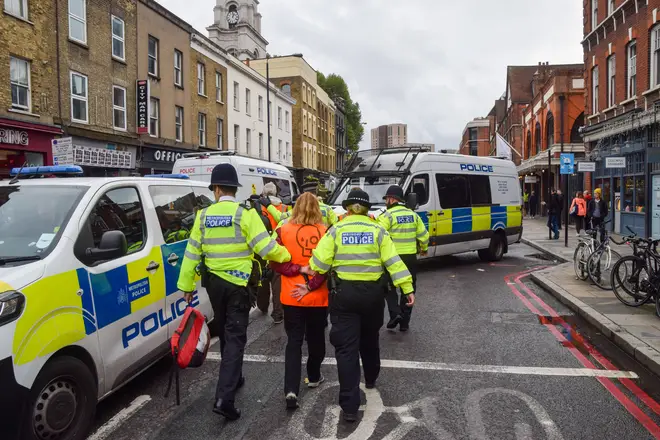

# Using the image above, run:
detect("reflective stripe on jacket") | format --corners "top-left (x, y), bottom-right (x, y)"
top-left (177, 201), bottom-right (291, 291)
top-left (377, 205), bottom-right (429, 255)
top-left (309, 215), bottom-right (414, 294)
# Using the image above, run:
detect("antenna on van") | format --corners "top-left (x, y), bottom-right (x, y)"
top-left (9, 161), bottom-right (27, 185)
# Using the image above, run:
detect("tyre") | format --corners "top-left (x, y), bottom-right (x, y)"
top-left (588, 249), bottom-right (622, 290)
top-left (573, 243), bottom-right (589, 281)
top-left (478, 234), bottom-right (504, 262)
top-left (23, 356), bottom-right (97, 440)
top-left (611, 256), bottom-right (654, 307)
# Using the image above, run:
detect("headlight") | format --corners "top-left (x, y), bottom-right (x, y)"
top-left (0, 291), bottom-right (25, 326)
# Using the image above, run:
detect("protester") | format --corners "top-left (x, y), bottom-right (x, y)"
top-left (569, 191), bottom-right (587, 235)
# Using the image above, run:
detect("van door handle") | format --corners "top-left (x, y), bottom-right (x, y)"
top-left (438, 211), bottom-right (444, 216)
top-left (146, 261), bottom-right (160, 271)
top-left (167, 253), bottom-right (180, 265)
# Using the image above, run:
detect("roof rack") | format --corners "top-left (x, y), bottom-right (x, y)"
top-left (144, 174), bottom-right (190, 179)
top-left (9, 165), bottom-right (84, 179)
top-left (181, 150), bottom-right (239, 158)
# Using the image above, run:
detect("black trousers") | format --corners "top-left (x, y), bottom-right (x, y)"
top-left (386, 253), bottom-right (418, 324)
top-left (257, 271), bottom-right (283, 319)
top-left (329, 279), bottom-right (386, 414)
top-left (208, 274), bottom-right (250, 404)
top-left (283, 305), bottom-right (327, 396)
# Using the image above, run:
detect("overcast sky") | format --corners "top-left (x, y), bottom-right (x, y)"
top-left (159, 0), bottom-right (583, 151)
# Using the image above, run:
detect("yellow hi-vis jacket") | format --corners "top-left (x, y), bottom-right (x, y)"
top-left (377, 204), bottom-right (429, 255)
top-left (319, 202), bottom-right (338, 227)
top-left (177, 200), bottom-right (292, 292)
top-left (309, 215), bottom-right (414, 294)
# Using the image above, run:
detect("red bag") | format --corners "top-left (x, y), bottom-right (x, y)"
top-left (165, 306), bottom-right (211, 405)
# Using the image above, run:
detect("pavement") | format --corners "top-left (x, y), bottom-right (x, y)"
top-left (521, 216), bottom-right (660, 378)
top-left (85, 244), bottom-right (660, 440)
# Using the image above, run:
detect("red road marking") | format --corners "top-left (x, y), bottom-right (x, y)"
top-left (504, 269), bottom-right (660, 439)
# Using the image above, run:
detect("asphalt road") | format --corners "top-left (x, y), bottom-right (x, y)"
top-left (88, 244), bottom-right (660, 440)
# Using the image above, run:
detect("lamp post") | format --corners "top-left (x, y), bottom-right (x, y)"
top-left (266, 53), bottom-right (271, 162)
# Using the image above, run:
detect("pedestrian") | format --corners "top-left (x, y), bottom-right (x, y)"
top-left (588, 188), bottom-right (608, 241)
top-left (270, 192), bottom-right (329, 410)
top-left (557, 189), bottom-right (564, 227)
top-left (177, 163), bottom-right (292, 421)
top-left (377, 185), bottom-right (429, 332)
top-left (302, 180), bottom-right (338, 227)
top-left (584, 190), bottom-right (593, 227)
top-left (529, 191), bottom-right (538, 218)
top-left (547, 189), bottom-right (560, 240)
top-left (523, 190), bottom-right (530, 218)
top-left (569, 191), bottom-right (587, 235)
top-left (306, 188), bottom-right (415, 423)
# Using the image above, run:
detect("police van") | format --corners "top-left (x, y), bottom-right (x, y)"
top-left (172, 151), bottom-right (298, 203)
top-left (0, 166), bottom-right (214, 440)
top-left (328, 147), bottom-right (523, 261)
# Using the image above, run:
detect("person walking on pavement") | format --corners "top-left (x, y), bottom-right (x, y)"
top-left (557, 189), bottom-right (564, 227)
top-left (569, 191), bottom-right (587, 235)
top-left (547, 189), bottom-right (560, 240)
top-left (270, 192), bottom-right (329, 410)
top-left (177, 163), bottom-right (292, 421)
top-left (529, 191), bottom-right (538, 219)
top-left (584, 190), bottom-right (593, 228)
top-left (377, 185), bottom-right (429, 332)
top-left (588, 188), bottom-right (608, 241)
top-left (302, 181), bottom-right (338, 227)
top-left (306, 188), bottom-right (414, 423)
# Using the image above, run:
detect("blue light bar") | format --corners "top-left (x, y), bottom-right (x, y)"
top-left (144, 174), bottom-right (190, 179)
top-left (9, 165), bottom-right (84, 176)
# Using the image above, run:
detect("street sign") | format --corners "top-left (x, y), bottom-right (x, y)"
top-left (606, 157), bottom-right (626, 168)
top-left (578, 161), bottom-right (596, 172)
top-left (524, 176), bottom-right (538, 183)
top-left (560, 153), bottom-right (574, 175)
top-left (52, 137), bottom-right (74, 166)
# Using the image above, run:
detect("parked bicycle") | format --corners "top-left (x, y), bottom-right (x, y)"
top-left (574, 228), bottom-right (600, 281)
top-left (586, 225), bottom-right (623, 290)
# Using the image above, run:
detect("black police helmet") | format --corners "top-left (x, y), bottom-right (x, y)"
top-left (208, 163), bottom-right (242, 190)
top-left (302, 181), bottom-right (319, 193)
top-left (383, 185), bottom-right (404, 202)
top-left (342, 188), bottom-right (372, 210)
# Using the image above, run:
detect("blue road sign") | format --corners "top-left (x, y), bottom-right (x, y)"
top-left (560, 153), bottom-right (575, 175)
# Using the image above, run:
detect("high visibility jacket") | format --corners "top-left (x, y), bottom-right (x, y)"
top-left (523, 193), bottom-right (529, 203)
top-left (177, 201), bottom-right (291, 291)
top-left (309, 215), bottom-right (414, 294)
top-left (277, 222), bottom-right (329, 307)
top-left (338, 213), bottom-right (375, 221)
top-left (377, 204), bottom-right (429, 255)
top-left (319, 202), bottom-right (338, 227)
top-left (264, 204), bottom-right (287, 230)
top-left (165, 228), bottom-right (190, 244)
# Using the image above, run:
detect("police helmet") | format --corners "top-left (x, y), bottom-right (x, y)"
top-left (342, 188), bottom-right (372, 210)
top-left (208, 163), bottom-right (242, 190)
top-left (383, 185), bottom-right (404, 202)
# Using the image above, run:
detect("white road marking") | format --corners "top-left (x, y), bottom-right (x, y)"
top-left (205, 353), bottom-right (639, 379)
top-left (86, 395), bottom-right (151, 440)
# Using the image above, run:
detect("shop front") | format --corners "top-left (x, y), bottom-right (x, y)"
top-left (138, 146), bottom-right (192, 175)
top-left (0, 117), bottom-right (62, 179)
top-left (52, 136), bottom-right (137, 177)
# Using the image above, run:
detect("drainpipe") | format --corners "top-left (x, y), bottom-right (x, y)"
top-left (54, 0), bottom-right (63, 125)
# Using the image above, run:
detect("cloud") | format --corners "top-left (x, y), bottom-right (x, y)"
top-left (158, 0), bottom-right (583, 151)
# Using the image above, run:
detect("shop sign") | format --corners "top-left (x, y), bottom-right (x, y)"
top-left (146, 149), bottom-right (184, 163)
top-left (52, 137), bottom-right (74, 165)
top-left (136, 80), bottom-right (150, 134)
top-left (605, 157), bottom-right (626, 168)
top-left (577, 161), bottom-right (596, 172)
top-left (0, 128), bottom-right (29, 145)
top-left (524, 176), bottom-right (538, 183)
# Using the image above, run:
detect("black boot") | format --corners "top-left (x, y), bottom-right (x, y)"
top-left (213, 400), bottom-right (241, 421)
top-left (386, 315), bottom-right (402, 329)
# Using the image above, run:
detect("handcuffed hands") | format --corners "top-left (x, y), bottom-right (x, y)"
top-left (291, 283), bottom-right (310, 301)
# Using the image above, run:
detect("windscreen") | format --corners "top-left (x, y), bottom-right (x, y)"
top-left (329, 175), bottom-right (401, 206)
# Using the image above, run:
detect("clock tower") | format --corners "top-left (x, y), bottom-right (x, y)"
top-left (207, 0), bottom-right (268, 61)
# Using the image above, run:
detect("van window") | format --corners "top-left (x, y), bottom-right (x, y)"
top-left (435, 174), bottom-right (469, 209)
top-left (149, 186), bottom-right (196, 243)
top-left (405, 174), bottom-right (429, 205)
top-left (291, 181), bottom-right (299, 196)
top-left (469, 175), bottom-right (492, 206)
top-left (263, 177), bottom-right (291, 199)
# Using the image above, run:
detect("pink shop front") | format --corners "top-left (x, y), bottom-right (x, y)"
top-left (0, 117), bottom-right (62, 179)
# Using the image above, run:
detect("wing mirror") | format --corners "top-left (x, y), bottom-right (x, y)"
top-left (86, 230), bottom-right (128, 262)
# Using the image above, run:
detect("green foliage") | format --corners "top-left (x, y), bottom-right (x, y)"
top-left (316, 71), bottom-right (364, 152)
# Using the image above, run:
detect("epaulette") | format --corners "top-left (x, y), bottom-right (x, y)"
top-left (239, 203), bottom-right (252, 210)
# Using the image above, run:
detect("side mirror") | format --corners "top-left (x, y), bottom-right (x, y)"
top-left (85, 230), bottom-right (128, 262)
top-left (405, 193), bottom-right (418, 210)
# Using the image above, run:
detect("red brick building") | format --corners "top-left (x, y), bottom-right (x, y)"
top-left (459, 118), bottom-right (490, 156)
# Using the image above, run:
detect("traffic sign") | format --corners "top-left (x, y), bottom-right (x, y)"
top-left (560, 153), bottom-right (574, 175)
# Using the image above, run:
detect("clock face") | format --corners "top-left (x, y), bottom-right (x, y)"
top-left (227, 11), bottom-right (239, 25)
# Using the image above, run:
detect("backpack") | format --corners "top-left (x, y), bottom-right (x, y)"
top-left (164, 306), bottom-right (211, 405)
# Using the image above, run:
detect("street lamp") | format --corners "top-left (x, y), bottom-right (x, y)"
top-left (266, 53), bottom-right (271, 162)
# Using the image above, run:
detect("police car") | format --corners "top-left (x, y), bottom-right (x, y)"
top-left (329, 147), bottom-right (523, 261)
top-left (0, 166), bottom-right (214, 440)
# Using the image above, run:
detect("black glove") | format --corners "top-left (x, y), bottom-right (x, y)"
top-left (260, 196), bottom-right (271, 207)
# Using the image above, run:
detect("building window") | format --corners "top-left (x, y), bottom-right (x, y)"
top-left (111, 16), bottom-right (125, 61)
top-left (607, 55), bottom-right (616, 107)
top-left (10, 57), bottom-right (30, 111)
top-left (197, 63), bottom-right (205, 96)
top-left (278, 139), bottom-right (282, 161)
top-left (652, 26), bottom-right (660, 88)
top-left (592, 0), bottom-right (598, 29)
top-left (217, 118), bottom-right (223, 148)
top-left (245, 89), bottom-right (251, 115)
top-left (148, 36), bottom-right (158, 76)
top-left (174, 50), bottom-right (183, 87)
top-left (175, 106), bottom-right (183, 142)
top-left (627, 41), bottom-right (636, 98)
top-left (468, 128), bottom-right (478, 156)
top-left (70, 72), bottom-right (88, 123)
top-left (592, 66), bottom-right (599, 113)
top-left (233, 82), bottom-right (239, 110)
top-left (69, 0), bottom-right (87, 44)
top-left (258, 95), bottom-right (263, 120)
top-left (112, 86), bottom-right (127, 131)
top-left (246, 128), bottom-right (251, 154)
top-left (303, 111), bottom-right (307, 135)
top-left (286, 142), bottom-right (290, 161)
top-left (608, 0), bottom-right (615, 15)
top-left (233, 125), bottom-right (240, 151)
top-left (285, 111), bottom-right (289, 132)
top-left (215, 71), bottom-right (222, 102)
top-left (277, 106), bottom-right (282, 129)
top-left (5, 0), bottom-right (28, 19)
top-left (282, 84), bottom-right (291, 95)
top-left (149, 97), bottom-right (159, 137)
top-left (198, 113), bottom-right (206, 147)
top-left (302, 84), bottom-right (307, 103)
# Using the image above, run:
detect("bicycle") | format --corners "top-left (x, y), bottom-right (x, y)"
top-left (586, 225), bottom-right (622, 290)
top-left (574, 227), bottom-right (601, 281)
top-left (610, 227), bottom-right (660, 307)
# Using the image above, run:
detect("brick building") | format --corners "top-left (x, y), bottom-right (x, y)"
top-left (582, 0), bottom-right (660, 237)
top-left (334, 96), bottom-right (347, 173)
top-left (459, 118), bottom-right (490, 156)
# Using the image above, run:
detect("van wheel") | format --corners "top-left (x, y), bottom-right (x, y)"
top-left (24, 356), bottom-right (96, 440)
top-left (478, 234), bottom-right (505, 262)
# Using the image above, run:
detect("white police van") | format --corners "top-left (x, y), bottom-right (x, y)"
top-left (172, 151), bottom-right (298, 203)
top-left (328, 147), bottom-right (523, 261)
top-left (0, 166), bottom-right (214, 439)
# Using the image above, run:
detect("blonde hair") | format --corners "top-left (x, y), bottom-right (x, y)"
top-left (347, 203), bottom-right (368, 215)
top-left (291, 192), bottom-right (323, 225)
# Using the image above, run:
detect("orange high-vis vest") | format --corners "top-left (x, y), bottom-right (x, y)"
top-left (262, 204), bottom-right (287, 231)
top-left (279, 222), bottom-right (329, 307)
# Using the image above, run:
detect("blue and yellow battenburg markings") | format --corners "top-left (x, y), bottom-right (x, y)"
top-left (416, 205), bottom-right (521, 236)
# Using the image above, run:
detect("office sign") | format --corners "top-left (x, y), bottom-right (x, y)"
top-left (577, 161), bottom-right (596, 172)
top-left (136, 80), bottom-right (150, 134)
top-left (560, 153), bottom-right (575, 175)
top-left (524, 176), bottom-right (538, 183)
top-left (606, 157), bottom-right (626, 168)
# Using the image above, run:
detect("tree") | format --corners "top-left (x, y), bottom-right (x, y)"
top-left (316, 71), bottom-right (364, 152)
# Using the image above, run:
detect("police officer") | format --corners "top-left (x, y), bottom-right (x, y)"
top-left (306, 188), bottom-right (414, 422)
top-left (302, 181), bottom-right (338, 227)
top-left (377, 185), bottom-right (429, 331)
top-left (177, 163), bottom-right (291, 421)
